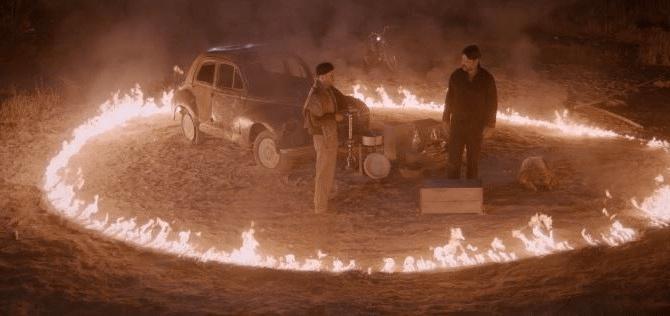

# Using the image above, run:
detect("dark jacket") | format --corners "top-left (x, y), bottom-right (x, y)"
top-left (303, 81), bottom-right (345, 137)
top-left (443, 66), bottom-right (498, 130)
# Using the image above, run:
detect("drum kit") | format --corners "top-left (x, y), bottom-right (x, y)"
top-left (343, 110), bottom-right (391, 179)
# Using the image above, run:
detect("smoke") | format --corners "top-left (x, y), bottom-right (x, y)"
top-left (21, 0), bottom-right (571, 105)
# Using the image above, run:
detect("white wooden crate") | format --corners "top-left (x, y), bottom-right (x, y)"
top-left (420, 179), bottom-right (483, 214)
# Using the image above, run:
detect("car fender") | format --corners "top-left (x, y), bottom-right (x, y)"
top-left (173, 88), bottom-right (198, 122)
top-left (239, 101), bottom-right (309, 149)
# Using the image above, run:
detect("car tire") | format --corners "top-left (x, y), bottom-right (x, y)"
top-left (253, 130), bottom-right (292, 172)
top-left (181, 111), bottom-right (201, 144)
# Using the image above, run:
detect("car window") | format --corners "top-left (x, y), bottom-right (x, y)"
top-left (196, 63), bottom-right (215, 85)
top-left (216, 63), bottom-right (235, 89)
top-left (285, 57), bottom-right (307, 78)
top-left (233, 69), bottom-right (244, 89)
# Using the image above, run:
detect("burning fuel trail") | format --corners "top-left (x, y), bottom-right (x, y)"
top-left (41, 84), bottom-right (668, 274)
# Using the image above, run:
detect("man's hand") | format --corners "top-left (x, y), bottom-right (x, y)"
top-left (335, 113), bottom-right (344, 122)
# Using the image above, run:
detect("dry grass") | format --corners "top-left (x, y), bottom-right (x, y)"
top-left (545, 0), bottom-right (670, 36)
top-left (537, 0), bottom-right (670, 66)
top-left (637, 30), bottom-right (670, 66)
top-left (0, 86), bottom-right (63, 127)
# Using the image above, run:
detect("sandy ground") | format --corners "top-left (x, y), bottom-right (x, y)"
top-left (2, 181), bottom-right (670, 315)
top-left (63, 109), bottom-right (666, 269)
top-left (2, 68), bottom-right (670, 314)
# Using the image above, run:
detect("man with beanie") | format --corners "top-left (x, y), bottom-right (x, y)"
top-left (443, 45), bottom-right (498, 179)
top-left (303, 62), bottom-right (345, 213)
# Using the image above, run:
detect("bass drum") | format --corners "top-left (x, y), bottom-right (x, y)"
top-left (363, 152), bottom-right (391, 179)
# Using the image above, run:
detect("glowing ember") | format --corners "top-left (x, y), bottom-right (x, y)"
top-left (40, 83), bottom-right (666, 274)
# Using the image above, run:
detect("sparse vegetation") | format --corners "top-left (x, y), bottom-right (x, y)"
top-left (539, 0), bottom-right (670, 66)
top-left (0, 0), bottom-right (33, 48)
top-left (0, 86), bottom-right (63, 128)
top-left (637, 30), bottom-right (670, 66)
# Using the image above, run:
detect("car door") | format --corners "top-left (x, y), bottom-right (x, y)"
top-left (191, 61), bottom-right (216, 122)
top-left (212, 62), bottom-right (246, 137)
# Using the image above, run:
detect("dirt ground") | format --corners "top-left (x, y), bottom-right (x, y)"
top-left (2, 67), bottom-right (670, 314)
top-left (62, 107), bottom-right (667, 268)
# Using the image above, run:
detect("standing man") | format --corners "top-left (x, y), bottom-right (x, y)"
top-left (443, 45), bottom-right (498, 179)
top-left (303, 62), bottom-right (345, 213)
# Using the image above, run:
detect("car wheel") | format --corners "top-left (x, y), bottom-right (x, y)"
top-left (253, 130), bottom-right (292, 171)
top-left (181, 111), bottom-right (200, 144)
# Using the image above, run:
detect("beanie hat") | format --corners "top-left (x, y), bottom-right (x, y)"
top-left (315, 62), bottom-right (334, 76)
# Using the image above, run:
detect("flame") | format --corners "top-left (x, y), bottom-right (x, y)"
top-left (381, 258), bottom-right (396, 273)
top-left (600, 221), bottom-right (636, 246)
top-left (40, 83), bottom-right (668, 274)
top-left (352, 83), bottom-right (667, 270)
top-left (580, 191), bottom-right (638, 246)
top-left (173, 65), bottom-right (184, 75)
top-left (389, 227), bottom-right (519, 273)
top-left (647, 138), bottom-right (670, 151)
top-left (581, 229), bottom-right (600, 246)
top-left (352, 84), bottom-right (633, 139)
top-left (633, 185), bottom-right (670, 227)
top-left (512, 213), bottom-right (573, 256)
top-left (655, 175), bottom-right (665, 183)
top-left (42, 85), bottom-right (355, 272)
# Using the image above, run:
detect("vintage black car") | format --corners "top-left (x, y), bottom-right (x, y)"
top-left (172, 45), bottom-right (369, 171)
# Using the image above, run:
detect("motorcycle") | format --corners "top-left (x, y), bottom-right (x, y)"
top-left (363, 26), bottom-right (398, 72)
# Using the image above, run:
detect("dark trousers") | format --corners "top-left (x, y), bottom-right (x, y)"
top-left (447, 124), bottom-right (483, 179)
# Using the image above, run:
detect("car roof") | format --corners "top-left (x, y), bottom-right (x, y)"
top-left (191, 43), bottom-right (313, 100)
top-left (198, 43), bottom-right (300, 65)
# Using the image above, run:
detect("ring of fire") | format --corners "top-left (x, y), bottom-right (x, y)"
top-left (42, 84), bottom-right (670, 274)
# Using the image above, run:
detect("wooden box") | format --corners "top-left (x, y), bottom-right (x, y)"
top-left (383, 121), bottom-right (414, 161)
top-left (420, 179), bottom-right (483, 214)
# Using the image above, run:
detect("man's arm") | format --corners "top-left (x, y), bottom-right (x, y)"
top-left (485, 75), bottom-right (498, 128)
top-left (306, 92), bottom-right (337, 123)
top-left (331, 87), bottom-right (348, 110)
top-left (443, 74), bottom-right (455, 123)
top-left (311, 103), bottom-right (336, 123)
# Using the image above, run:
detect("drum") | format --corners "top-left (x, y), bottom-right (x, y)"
top-left (361, 135), bottom-right (383, 146)
top-left (363, 152), bottom-right (391, 179)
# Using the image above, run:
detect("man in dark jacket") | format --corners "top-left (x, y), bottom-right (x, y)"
top-left (443, 45), bottom-right (498, 179)
top-left (303, 62), bottom-right (345, 213)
